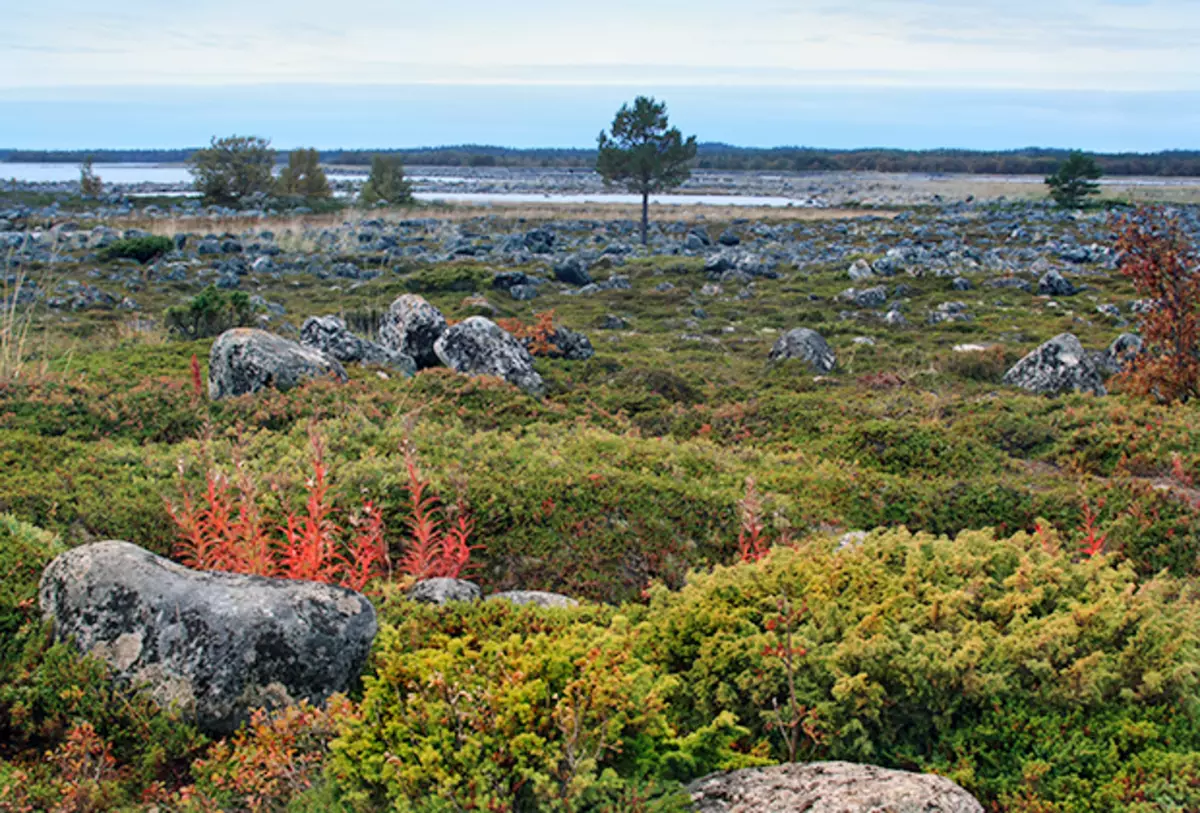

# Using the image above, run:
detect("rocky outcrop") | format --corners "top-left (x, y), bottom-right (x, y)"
top-left (546, 327), bottom-right (595, 361)
top-left (687, 762), bottom-right (984, 813)
top-left (208, 328), bottom-right (347, 400)
top-left (769, 328), bottom-right (837, 373)
top-left (379, 294), bottom-right (447, 370)
top-left (300, 315), bottom-right (416, 375)
top-left (1003, 333), bottom-right (1106, 396)
top-left (39, 541), bottom-right (377, 735)
top-left (434, 316), bottom-right (545, 396)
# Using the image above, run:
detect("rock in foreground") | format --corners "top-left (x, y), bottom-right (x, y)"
top-left (688, 762), bottom-right (984, 813)
top-left (379, 294), bottom-right (447, 369)
top-left (1003, 333), bottom-right (1106, 396)
top-left (39, 541), bottom-right (377, 735)
top-left (769, 328), bottom-right (837, 373)
top-left (209, 328), bottom-right (347, 400)
top-left (434, 316), bottom-right (545, 396)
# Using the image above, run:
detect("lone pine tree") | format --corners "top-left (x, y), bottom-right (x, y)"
top-left (597, 96), bottom-right (698, 245)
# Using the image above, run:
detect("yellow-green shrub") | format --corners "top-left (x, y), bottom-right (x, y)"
top-left (634, 527), bottom-right (1200, 811)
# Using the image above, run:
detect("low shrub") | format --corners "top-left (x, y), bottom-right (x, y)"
top-left (0, 514), bottom-right (64, 679)
top-left (635, 526), bottom-right (1200, 811)
top-left (164, 285), bottom-right (256, 340)
top-left (97, 236), bottom-right (174, 264)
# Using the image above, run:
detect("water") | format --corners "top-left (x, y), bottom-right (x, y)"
top-left (1, 162), bottom-right (194, 184)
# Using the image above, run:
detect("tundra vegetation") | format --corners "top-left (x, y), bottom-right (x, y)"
top-left (1, 170), bottom-right (1200, 812)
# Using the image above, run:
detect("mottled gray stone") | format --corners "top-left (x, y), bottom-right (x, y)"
top-left (39, 541), bottom-right (377, 735)
top-left (769, 328), bottom-right (837, 373)
top-left (1003, 333), bottom-right (1106, 396)
top-left (407, 578), bottom-right (482, 605)
top-left (486, 590), bottom-right (579, 609)
top-left (688, 762), bottom-right (984, 813)
top-left (300, 315), bottom-right (416, 375)
top-left (379, 294), bottom-right (448, 370)
top-left (434, 316), bottom-right (545, 396)
top-left (208, 328), bottom-right (347, 400)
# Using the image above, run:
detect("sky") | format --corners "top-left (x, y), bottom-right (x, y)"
top-left (1, 0), bottom-right (1198, 150)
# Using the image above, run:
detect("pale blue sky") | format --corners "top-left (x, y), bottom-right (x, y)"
top-left (2, 0), bottom-right (1197, 149)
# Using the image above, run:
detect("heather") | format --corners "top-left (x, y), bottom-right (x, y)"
top-left (2, 195), bottom-right (1200, 810)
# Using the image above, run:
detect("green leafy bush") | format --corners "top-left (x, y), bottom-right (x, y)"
top-left (164, 285), bottom-right (256, 340)
top-left (636, 527), bottom-right (1200, 811)
top-left (329, 599), bottom-right (757, 811)
top-left (97, 235), bottom-right (174, 264)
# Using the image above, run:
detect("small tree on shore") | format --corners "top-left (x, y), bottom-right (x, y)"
top-left (360, 155), bottom-right (413, 206)
top-left (276, 148), bottom-right (331, 199)
top-left (189, 135), bottom-right (276, 206)
top-left (1112, 206), bottom-right (1200, 403)
top-left (1046, 151), bottom-right (1102, 208)
top-left (597, 96), bottom-right (697, 246)
top-left (79, 157), bottom-right (103, 197)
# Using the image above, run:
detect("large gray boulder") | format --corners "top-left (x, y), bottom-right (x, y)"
top-left (434, 316), bottom-right (545, 396)
top-left (208, 328), bottom-right (347, 400)
top-left (553, 255), bottom-right (593, 287)
top-left (688, 762), bottom-right (984, 813)
top-left (1003, 333), bottom-right (1106, 396)
top-left (379, 294), bottom-right (447, 370)
top-left (39, 541), bottom-right (377, 735)
top-left (300, 315), bottom-right (416, 375)
top-left (769, 328), bottom-right (837, 373)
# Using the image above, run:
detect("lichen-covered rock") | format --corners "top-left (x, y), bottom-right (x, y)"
top-left (553, 255), bottom-right (592, 286)
top-left (1003, 333), bottom-right (1106, 396)
top-left (434, 316), bottom-right (545, 396)
top-left (486, 590), bottom-right (579, 609)
top-left (300, 315), bottom-right (416, 375)
top-left (1097, 332), bottom-right (1144, 376)
top-left (379, 294), bottom-right (447, 370)
top-left (769, 328), bottom-right (837, 372)
top-left (208, 328), bottom-right (347, 400)
top-left (687, 762), bottom-right (984, 813)
top-left (546, 327), bottom-right (595, 361)
top-left (1038, 269), bottom-right (1078, 297)
top-left (39, 541), bottom-right (377, 735)
top-left (407, 578), bottom-right (482, 605)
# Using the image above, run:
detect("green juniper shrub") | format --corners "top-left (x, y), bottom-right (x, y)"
top-left (634, 526), bottom-right (1200, 812)
top-left (164, 285), bottom-right (256, 340)
top-left (97, 235), bottom-right (174, 264)
top-left (0, 514), bottom-right (64, 681)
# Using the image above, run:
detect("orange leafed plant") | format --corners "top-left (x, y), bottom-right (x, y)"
top-left (497, 310), bottom-right (557, 356)
top-left (1112, 206), bottom-right (1200, 403)
top-left (397, 443), bottom-right (480, 579)
top-left (737, 477), bottom-right (772, 563)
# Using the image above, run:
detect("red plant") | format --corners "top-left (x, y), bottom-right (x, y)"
top-left (762, 594), bottom-right (821, 762)
top-left (189, 354), bottom-right (204, 401)
top-left (397, 445), bottom-right (481, 579)
top-left (1077, 497), bottom-right (1109, 558)
top-left (497, 310), bottom-right (557, 357)
top-left (737, 477), bottom-right (770, 563)
top-left (1112, 206), bottom-right (1200, 403)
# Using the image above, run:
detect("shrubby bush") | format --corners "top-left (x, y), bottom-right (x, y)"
top-left (635, 526), bottom-right (1200, 811)
top-left (164, 285), bottom-right (256, 340)
top-left (360, 155), bottom-right (413, 206)
top-left (189, 135), bottom-right (276, 207)
top-left (97, 235), bottom-right (174, 264)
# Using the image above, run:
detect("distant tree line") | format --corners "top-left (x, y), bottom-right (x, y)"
top-left (5, 145), bottom-right (1200, 176)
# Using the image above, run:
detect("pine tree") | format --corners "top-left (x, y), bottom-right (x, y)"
top-left (1046, 151), bottom-right (1102, 208)
top-left (79, 156), bottom-right (103, 197)
top-left (359, 155), bottom-right (413, 206)
top-left (597, 97), bottom-right (698, 245)
top-left (276, 148), bottom-right (331, 199)
top-left (188, 135), bottom-right (275, 207)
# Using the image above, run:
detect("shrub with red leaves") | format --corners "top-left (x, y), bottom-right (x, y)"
top-left (397, 444), bottom-right (480, 579)
top-left (1113, 206), bottom-right (1200, 403)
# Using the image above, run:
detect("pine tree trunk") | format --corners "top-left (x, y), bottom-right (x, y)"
top-left (641, 191), bottom-right (649, 246)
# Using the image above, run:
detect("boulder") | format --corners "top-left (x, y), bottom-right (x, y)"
top-left (486, 590), bottom-right (579, 609)
top-left (300, 315), bottom-right (416, 375)
top-left (208, 328), bottom-right (347, 400)
top-left (407, 578), bottom-right (482, 605)
top-left (1003, 333), bottom-right (1107, 396)
top-left (688, 762), bottom-right (984, 813)
top-left (1098, 332), bottom-right (1144, 376)
top-left (553, 255), bottom-right (593, 286)
top-left (546, 327), bottom-right (595, 361)
top-left (769, 328), bottom-right (837, 373)
top-left (379, 294), bottom-right (448, 370)
top-left (434, 316), bottom-right (545, 396)
top-left (39, 541), bottom-right (377, 735)
top-left (1038, 269), bottom-right (1077, 297)
top-left (840, 286), bottom-right (888, 309)
top-left (847, 258), bottom-right (875, 282)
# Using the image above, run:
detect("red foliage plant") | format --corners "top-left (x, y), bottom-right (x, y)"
top-left (1112, 206), bottom-right (1200, 403)
top-left (496, 310), bottom-right (557, 357)
top-left (1077, 497), bottom-right (1109, 558)
top-left (397, 443), bottom-right (480, 579)
top-left (737, 477), bottom-right (791, 563)
top-left (167, 429), bottom-right (391, 591)
top-left (189, 354), bottom-right (204, 401)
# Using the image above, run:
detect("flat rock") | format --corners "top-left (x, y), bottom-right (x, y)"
top-left (208, 328), bottom-right (347, 400)
top-left (39, 541), bottom-right (377, 735)
top-left (687, 762), bottom-right (984, 813)
top-left (486, 590), bottom-right (579, 608)
top-left (434, 316), bottom-right (545, 396)
top-left (407, 578), bottom-right (482, 605)
top-left (1003, 333), bottom-right (1106, 396)
top-left (379, 294), bottom-right (447, 370)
